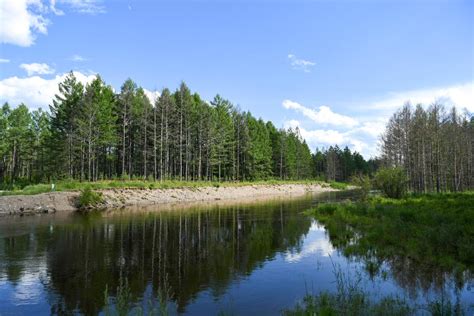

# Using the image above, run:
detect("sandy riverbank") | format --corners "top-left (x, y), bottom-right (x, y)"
top-left (0, 183), bottom-right (337, 216)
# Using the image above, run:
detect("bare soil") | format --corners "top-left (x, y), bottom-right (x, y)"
top-left (0, 183), bottom-right (336, 216)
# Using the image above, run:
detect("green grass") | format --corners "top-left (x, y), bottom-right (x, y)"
top-left (103, 275), bottom-right (171, 316)
top-left (77, 187), bottom-right (105, 209)
top-left (283, 283), bottom-right (412, 315)
top-left (0, 179), bottom-right (350, 196)
top-left (306, 192), bottom-right (474, 279)
top-left (284, 290), bottom-right (459, 316)
top-left (296, 192), bottom-right (474, 315)
top-left (328, 181), bottom-right (350, 190)
top-left (283, 260), bottom-right (464, 316)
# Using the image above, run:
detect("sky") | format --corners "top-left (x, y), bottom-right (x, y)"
top-left (0, 0), bottom-right (473, 158)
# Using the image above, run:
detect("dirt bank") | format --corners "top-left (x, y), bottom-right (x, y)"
top-left (0, 183), bottom-right (336, 216)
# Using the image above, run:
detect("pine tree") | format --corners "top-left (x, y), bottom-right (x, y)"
top-left (49, 71), bottom-right (84, 179)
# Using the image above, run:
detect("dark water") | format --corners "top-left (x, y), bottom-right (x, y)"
top-left (0, 191), bottom-right (472, 315)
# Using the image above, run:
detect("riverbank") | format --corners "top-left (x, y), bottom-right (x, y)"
top-left (0, 182), bottom-right (340, 216)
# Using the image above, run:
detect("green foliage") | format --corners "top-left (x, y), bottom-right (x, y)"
top-left (49, 72), bottom-right (85, 178)
top-left (306, 193), bottom-right (474, 281)
top-left (374, 167), bottom-right (407, 198)
top-left (77, 187), bottom-right (104, 209)
top-left (115, 277), bottom-right (132, 316)
top-left (328, 181), bottom-right (349, 190)
top-left (102, 266), bottom-right (174, 315)
top-left (428, 296), bottom-right (461, 316)
top-left (283, 264), bottom-right (413, 316)
top-left (286, 191), bottom-right (474, 316)
top-left (2, 75), bottom-right (336, 186)
top-left (284, 291), bottom-right (414, 316)
top-left (312, 146), bottom-right (378, 183)
top-left (382, 103), bottom-right (473, 193)
top-left (246, 115), bottom-right (273, 179)
top-left (350, 174), bottom-right (372, 200)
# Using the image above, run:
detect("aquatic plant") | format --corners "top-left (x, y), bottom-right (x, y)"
top-left (103, 274), bottom-right (172, 316)
top-left (306, 193), bottom-right (474, 275)
top-left (302, 193), bottom-right (473, 314)
top-left (283, 263), bottom-right (413, 315)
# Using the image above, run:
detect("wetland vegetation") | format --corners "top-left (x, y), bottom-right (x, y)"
top-left (284, 192), bottom-right (474, 315)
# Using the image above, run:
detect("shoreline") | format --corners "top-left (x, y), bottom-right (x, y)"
top-left (0, 183), bottom-right (338, 217)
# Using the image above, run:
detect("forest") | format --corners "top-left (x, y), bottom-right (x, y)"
top-left (0, 72), bottom-right (373, 188)
top-left (0, 72), bottom-right (472, 192)
top-left (381, 103), bottom-right (473, 192)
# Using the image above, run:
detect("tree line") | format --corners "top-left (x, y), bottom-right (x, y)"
top-left (312, 146), bottom-right (380, 182)
top-left (0, 72), bottom-right (373, 187)
top-left (381, 102), bottom-right (474, 192)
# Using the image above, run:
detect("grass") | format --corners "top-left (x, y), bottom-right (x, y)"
top-left (103, 275), bottom-right (172, 316)
top-left (76, 187), bottom-right (104, 209)
top-left (283, 261), bottom-right (465, 316)
top-left (0, 179), bottom-right (350, 196)
top-left (283, 263), bottom-right (413, 316)
top-left (305, 192), bottom-right (474, 303)
top-left (101, 262), bottom-right (464, 316)
top-left (327, 181), bottom-right (350, 190)
top-left (285, 291), bottom-right (465, 316)
top-left (284, 287), bottom-right (460, 316)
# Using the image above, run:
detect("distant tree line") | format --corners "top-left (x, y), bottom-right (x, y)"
top-left (381, 102), bottom-right (474, 192)
top-left (0, 72), bottom-right (373, 187)
top-left (313, 146), bottom-right (380, 182)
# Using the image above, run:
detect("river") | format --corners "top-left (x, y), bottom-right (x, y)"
top-left (0, 191), bottom-right (472, 315)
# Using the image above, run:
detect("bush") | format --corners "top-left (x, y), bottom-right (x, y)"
top-left (329, 181), bottom-right (348, 190)
top-left (350, 174), bottom-right (372, 201)
top-left (374, 167), bottom-right (407, 199)
top-left (77, 187), bottom-right (104, 209)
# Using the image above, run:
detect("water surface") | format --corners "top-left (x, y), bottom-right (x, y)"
top-left (0, 191), bottom-right (472, 315)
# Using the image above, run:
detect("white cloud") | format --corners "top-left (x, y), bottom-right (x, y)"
top-left (284, 119), bottom-right (376, 157)
top-left (0, 71), bottom-right (96, 109)
top-left (20, 62), bottom-right (55, 76)
top-left (49, 0), bottom-right (64, 15)
top-left (285, 222), bottom-right (334, 263)
top-left (0, 58), bottom-right (10, 63)
top-left (285, 119), bottom-right (345, 144)
top-left (288, 54), bottom-right (316, 73)
top-left (57, 0), bottom-right (105, 14)
top-left (0, 71), bottom-right (161, 110)
top-left (369, 82), bottom-right (474, 112)
top-left (283, 99), bottom-right (359, 128)
top-left (0, 0), bottom-right (49, 47)
top-left (144, 89), bottom-right (161, 104)
top-left (349, 119), bottom-right (387, 139)
top-left (70, 54), bottom-right (87, 62)
top-left (0, 0), bottom-right (105, 47)
top-left (281, 82), bottom-right (473, 159)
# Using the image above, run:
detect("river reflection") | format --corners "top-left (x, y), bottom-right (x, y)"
top-left (0, 191), bottom-right (472, 315)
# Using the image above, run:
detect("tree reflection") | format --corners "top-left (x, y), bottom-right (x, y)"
top-left (0, 199), bottom-right (312, 315)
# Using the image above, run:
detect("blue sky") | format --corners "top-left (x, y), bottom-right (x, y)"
top-left (1, 0), bottom-right (473, 157)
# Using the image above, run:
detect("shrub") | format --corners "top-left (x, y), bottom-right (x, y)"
top-left (374, 167), bottom-right (407, 199)
top-left (350, 174), bottom-right (372, 201)
top-left (329, 181), bottom-right (348, 190)
top-left (77, 187), bottom-right (104, 209)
